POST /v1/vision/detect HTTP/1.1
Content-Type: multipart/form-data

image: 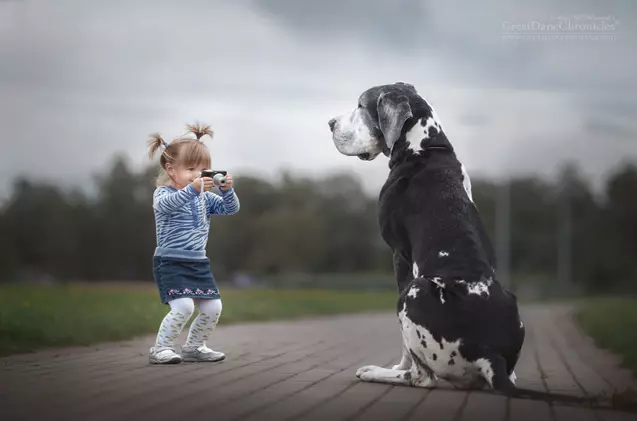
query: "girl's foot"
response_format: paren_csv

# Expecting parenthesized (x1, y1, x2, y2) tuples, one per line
(181, 345, 226, 362)
(149, 346, 183, 364)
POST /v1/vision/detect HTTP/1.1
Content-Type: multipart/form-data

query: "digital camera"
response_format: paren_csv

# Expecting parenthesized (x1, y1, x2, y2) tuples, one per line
(200, 170, 227, 187)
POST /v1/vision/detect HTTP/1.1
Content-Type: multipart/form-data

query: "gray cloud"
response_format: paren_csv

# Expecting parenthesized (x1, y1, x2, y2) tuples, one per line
(1, 0, 636, 200)
(253, 0, 635, 89)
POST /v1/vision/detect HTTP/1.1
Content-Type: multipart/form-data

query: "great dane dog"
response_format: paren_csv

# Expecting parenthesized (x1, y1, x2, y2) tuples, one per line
(327, 83, 587, 403)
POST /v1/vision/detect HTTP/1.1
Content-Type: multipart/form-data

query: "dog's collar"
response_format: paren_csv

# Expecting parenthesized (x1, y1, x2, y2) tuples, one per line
(422, 145, 450, 152)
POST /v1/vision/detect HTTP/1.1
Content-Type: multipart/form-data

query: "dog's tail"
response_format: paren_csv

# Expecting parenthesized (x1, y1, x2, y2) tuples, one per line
(482, 354, 605, 408)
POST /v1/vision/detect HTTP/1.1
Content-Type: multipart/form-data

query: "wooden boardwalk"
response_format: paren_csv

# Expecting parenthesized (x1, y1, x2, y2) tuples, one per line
(1, 303, 636, 421)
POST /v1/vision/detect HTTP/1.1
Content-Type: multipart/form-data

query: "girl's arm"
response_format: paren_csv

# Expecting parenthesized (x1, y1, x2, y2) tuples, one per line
(153, 185, 199, 213)
(206, 188, 240, 215)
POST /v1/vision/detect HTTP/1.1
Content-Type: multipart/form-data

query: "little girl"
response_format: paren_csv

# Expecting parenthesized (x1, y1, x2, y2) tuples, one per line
(146, 123, 240, 364)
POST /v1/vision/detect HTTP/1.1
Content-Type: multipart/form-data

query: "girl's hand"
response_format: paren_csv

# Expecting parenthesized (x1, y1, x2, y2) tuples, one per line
(220, 173, 233, 190)
(191, 176, 214, 193)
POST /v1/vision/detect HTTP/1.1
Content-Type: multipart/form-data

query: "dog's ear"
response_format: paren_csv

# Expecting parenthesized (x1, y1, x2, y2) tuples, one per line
(395, 82, 417, 92)
(377, 91, 413, 152)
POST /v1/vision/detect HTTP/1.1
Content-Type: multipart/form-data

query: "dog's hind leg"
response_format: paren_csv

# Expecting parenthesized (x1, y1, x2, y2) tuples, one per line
(475, 354, 516, 394)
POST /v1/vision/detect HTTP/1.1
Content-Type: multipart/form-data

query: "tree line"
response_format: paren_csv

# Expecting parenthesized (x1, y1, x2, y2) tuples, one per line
(0, 154, 635, 293)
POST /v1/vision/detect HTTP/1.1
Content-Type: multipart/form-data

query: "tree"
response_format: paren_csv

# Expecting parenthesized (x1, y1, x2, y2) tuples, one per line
(591, 163, 637, 291)
(0, 154, 635, 295)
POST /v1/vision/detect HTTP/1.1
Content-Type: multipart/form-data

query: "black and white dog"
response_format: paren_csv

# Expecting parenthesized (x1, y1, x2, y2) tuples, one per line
(327, 82, 525, 394)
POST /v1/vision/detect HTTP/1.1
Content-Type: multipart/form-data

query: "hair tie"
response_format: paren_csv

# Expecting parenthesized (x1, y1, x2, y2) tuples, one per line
(163, 140, 169, 149)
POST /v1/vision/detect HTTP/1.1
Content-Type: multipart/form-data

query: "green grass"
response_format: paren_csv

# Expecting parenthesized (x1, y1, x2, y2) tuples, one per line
(0, 282, 397, 357)
(575, 296, 637, 374)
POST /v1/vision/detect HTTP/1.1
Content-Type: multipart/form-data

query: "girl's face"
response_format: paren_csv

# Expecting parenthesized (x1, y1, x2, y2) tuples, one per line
(167, 162, 209, 190)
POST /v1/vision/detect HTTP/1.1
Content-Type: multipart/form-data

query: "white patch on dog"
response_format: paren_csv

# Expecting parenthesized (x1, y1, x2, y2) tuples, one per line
(407, 286, 419, 299)
(405, 123, 425, 153)
(509, 370, 517, 385)
(460, 163, 474, 203)
(456, 278, 493, 298)
(520, 321, 524, 329)
(422, 117, 441, 138)
(438, 250, 449, 257)
(430, 276, 446, 304)
(475, 358, 495, 387)
(405, 117, 441, 153)
(413, 262, 419, 278)
(430, 277, 444, 288)
(331, 109, 383, 157)
(398, 302, 485, 389)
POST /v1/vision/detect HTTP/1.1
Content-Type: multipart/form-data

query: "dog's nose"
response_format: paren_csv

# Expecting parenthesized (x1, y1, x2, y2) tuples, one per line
(328, 118, 337, 132)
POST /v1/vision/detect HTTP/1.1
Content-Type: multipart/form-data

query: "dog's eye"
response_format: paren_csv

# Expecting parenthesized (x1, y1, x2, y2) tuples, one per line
(357, 103, 363, 109)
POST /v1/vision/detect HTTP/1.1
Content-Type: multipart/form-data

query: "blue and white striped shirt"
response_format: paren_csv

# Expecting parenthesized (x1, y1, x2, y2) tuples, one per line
(152, 184, 240, 259)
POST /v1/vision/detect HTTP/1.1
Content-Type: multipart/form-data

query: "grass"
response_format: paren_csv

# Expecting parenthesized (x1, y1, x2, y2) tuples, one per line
(0, 282, 397, 357)
(575, 296, 637, 374)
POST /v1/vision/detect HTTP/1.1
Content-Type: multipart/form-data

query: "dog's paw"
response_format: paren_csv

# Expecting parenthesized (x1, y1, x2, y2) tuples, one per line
(356, 365, 380, 379)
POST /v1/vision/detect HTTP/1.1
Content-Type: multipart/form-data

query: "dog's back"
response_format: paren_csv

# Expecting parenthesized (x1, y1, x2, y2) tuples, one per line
(388, 147, 523, 380)
(380, 147, 495, 283)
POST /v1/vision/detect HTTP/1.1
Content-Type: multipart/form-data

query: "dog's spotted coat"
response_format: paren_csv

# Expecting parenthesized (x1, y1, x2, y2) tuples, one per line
(329, 82, 525, 394)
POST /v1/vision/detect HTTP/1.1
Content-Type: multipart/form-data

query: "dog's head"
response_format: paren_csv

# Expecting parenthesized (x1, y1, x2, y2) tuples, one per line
(328, 82, 447, 161)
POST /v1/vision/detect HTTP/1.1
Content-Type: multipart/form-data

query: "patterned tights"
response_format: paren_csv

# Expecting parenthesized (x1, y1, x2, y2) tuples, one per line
(155, 297, 222, 348)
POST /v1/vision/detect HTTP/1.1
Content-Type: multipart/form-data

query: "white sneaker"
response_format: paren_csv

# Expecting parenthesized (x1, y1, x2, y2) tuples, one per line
(149, 345, 182, 364)
(181, 345, 226, 362)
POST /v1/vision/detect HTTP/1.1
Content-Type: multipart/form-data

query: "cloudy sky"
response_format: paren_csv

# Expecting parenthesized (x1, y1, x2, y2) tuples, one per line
(1, 0, 635, 198)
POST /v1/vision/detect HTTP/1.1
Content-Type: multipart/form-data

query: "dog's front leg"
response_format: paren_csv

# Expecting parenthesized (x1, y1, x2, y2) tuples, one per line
(392, 345, 413, 370)
(393, 251, 412, 294)
(356, 362, 438, 388)
(392, 251, 413, 370)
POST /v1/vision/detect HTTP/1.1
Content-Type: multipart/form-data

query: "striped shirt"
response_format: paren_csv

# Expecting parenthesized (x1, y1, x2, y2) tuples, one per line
(152, 184, 240, 258)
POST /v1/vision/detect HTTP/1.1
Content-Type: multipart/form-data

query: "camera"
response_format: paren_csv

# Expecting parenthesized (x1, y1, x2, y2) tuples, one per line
(201, 170, 227, 187)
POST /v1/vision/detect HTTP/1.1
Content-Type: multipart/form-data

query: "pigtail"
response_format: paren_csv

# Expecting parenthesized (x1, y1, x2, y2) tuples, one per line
(147, 133, 168, 160)
(185, 122, 214, 141)
(148, 124, 211, 188)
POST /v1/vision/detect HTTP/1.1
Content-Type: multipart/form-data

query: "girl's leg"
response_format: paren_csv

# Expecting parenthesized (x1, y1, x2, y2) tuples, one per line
(150, 298, 195, 364)
(155, 297, 196, 346)
(184, 298, 222, 347)
(182, 299, 225, 362)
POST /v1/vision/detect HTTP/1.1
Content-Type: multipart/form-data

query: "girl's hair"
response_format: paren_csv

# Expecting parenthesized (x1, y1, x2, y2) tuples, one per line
(147, 123, 214, 187)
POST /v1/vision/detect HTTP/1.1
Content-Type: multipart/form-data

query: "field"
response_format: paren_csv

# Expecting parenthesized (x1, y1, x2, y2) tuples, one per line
(3, 282, 636, 376)
(575, 296, 637, 373)
(0, 282, 397, 357)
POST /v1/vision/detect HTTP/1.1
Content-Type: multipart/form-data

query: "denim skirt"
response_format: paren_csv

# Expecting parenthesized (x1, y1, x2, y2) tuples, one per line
(153, 255, 221, 305)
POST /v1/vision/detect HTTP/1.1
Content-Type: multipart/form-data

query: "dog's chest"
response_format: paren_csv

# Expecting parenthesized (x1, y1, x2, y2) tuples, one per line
(377, 178, 411, 247)
(398, 304, 481, 383)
